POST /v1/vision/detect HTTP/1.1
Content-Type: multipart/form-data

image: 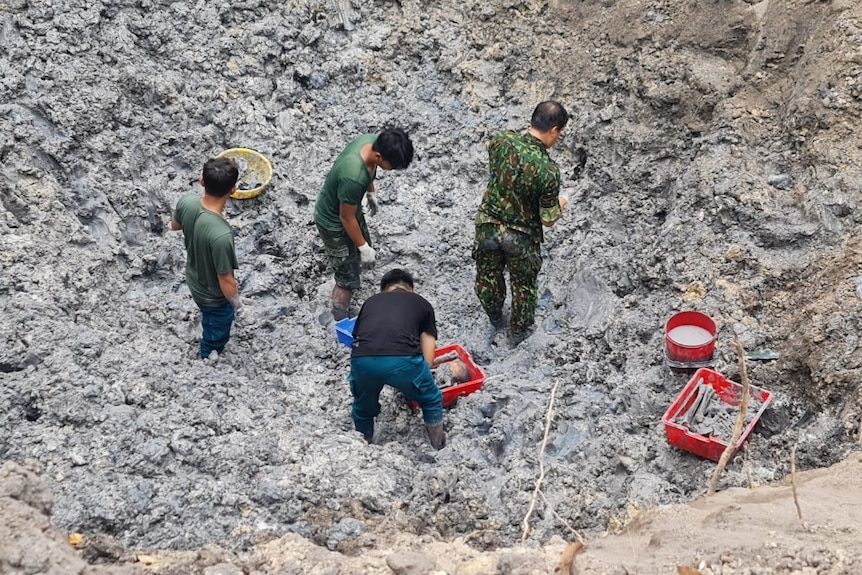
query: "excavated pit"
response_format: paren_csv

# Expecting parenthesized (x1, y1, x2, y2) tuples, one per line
(2, 0, 862, 559)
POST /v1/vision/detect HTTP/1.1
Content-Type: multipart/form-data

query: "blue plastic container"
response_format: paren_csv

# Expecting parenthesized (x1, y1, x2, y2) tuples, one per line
(334, 317, 356, 347)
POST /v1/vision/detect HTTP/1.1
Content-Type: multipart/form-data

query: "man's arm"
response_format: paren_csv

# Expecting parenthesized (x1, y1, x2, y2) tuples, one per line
(420, 332, 436, 367)
(339, 202, 368, 247)
(170, 218, 182, 231)
(539, 194, 563, 227)
(538, 164, 564, 227)
(217, 271, 239, 301)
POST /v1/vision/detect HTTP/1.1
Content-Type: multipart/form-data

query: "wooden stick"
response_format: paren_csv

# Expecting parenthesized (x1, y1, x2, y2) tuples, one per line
(555, 541, 585, 575)
(520, 377, 561, 543)
(707, 330, 751, 495)
(539, 490, 584, 543)
(743, 444, 753, 489)
(790, 444, 803, 520)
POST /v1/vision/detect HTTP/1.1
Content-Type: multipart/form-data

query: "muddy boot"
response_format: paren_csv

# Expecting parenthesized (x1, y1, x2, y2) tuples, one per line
(488, 310, 505, 330)
(360, 422, 374, 444)
(331, 285, 352, 321)
(424, 422, 446, 450)
(508, 324, 536, 347)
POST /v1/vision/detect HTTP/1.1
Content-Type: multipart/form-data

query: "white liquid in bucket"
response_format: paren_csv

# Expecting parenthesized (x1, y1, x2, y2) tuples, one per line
(668, 325, 713, 347)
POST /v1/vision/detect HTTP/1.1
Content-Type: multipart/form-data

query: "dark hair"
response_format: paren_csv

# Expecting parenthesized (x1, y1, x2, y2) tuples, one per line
(530, 101, 569, 132)
(372, 128, 414, 170)
(380, 268, 415, 291)
(202, 157, 239, 197)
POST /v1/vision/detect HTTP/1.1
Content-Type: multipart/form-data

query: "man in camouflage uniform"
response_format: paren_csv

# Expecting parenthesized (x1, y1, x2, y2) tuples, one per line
(472, 101, 572, 345)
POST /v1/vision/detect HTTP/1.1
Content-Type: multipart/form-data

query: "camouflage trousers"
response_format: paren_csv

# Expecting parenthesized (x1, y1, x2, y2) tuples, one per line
(316, 222, 370, 291)
(472, 223, 541, 335)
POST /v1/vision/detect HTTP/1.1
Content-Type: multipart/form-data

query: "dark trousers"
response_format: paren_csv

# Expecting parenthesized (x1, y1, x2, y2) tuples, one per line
(198, 302, 235, 358)
(348, 355, 443, 438)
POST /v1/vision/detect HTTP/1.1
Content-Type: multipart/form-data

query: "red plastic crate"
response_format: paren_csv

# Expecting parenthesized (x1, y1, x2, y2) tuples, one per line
(410, 344, 486, 408)
(662, 368, 773, 461)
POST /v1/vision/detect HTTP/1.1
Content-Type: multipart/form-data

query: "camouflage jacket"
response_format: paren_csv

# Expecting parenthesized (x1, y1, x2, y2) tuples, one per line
(475, 130, 562, 242)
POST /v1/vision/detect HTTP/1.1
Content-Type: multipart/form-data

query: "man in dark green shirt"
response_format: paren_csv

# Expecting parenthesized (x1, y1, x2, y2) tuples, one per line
(171, 157, 241, 359)
(313, 129, 414, 320)
(473, 101, 570, 346)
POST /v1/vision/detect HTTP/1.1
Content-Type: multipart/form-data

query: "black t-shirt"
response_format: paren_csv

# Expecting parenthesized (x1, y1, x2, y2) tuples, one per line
(350, 289, 437, 357)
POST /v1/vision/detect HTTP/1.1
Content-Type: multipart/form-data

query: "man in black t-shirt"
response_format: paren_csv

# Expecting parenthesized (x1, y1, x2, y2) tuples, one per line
(348, 269, 445, 449)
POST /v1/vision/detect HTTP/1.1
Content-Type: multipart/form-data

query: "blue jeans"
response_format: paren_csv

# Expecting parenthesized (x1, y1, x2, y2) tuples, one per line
(198, 302, 235, 359)
(348, 355, 443, 438)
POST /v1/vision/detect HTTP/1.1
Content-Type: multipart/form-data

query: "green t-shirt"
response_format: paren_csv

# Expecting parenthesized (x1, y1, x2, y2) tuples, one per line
(475, 131, 562, 242)
(173, 192, 238, 306)
(313, 133, 376, 233)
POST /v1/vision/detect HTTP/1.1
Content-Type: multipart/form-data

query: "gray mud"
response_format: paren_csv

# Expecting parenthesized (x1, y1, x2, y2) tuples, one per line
(2, 0, 862, 556)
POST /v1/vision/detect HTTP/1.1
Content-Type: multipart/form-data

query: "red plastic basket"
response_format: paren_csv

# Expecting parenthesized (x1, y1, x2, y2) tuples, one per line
(411, 344, 485, 408)
(662, 368, 773, 461)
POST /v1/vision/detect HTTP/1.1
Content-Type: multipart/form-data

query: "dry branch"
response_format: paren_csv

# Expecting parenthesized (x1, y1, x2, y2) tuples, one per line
(539, 491, 584, 542)
(790, 444, 803, 520)
(521, 377, 562, 543)
(555, 541, 585, 575)
(707, 331, 751, 495)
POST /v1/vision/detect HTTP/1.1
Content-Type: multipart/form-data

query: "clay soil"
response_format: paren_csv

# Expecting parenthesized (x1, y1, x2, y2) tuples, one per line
(2, 0, 862, 573)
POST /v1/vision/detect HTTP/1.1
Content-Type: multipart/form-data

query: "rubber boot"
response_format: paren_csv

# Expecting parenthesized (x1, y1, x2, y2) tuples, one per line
(424, 422, 446, 450)
(332, 285, 352, 321)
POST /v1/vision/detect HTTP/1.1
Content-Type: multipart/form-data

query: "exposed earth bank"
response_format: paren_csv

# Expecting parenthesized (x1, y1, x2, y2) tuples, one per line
(2, 0, 862, 573)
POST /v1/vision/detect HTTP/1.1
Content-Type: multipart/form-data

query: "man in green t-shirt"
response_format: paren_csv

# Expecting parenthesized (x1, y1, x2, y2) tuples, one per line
(313, 128, 414, 320)
(170, 157, 242, 359)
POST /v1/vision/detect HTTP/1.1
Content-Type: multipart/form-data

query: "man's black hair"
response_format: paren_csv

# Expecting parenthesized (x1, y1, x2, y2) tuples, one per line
(380, 268, 415, 291)
(530, 101, 569, 132)
(372, 128, 414, 170)
(202, 157, 239, 197)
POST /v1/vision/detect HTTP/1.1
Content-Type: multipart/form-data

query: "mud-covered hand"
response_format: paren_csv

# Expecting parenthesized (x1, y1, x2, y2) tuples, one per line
(365, 192, 379, 216)
(228, 296, 255, 325)
(572, 147, 587, 178)
(358, 243, 376, 269)
(558, 191, 570, 210)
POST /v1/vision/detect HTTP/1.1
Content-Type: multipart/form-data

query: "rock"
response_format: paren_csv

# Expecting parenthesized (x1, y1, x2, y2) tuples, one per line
(203, 564, 244, 575)
(0, 461, 52, 515)
(385, 550, 437, 574)
(455, 555, 498, 575)
(326, 517, 366, 550)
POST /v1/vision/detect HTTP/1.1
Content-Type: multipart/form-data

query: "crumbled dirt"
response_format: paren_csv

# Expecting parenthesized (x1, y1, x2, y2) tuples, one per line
(2, 0, 862, 573)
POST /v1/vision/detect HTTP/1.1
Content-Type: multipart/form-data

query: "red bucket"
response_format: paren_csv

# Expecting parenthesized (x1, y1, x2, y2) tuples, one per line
(664, 311, 716, 364)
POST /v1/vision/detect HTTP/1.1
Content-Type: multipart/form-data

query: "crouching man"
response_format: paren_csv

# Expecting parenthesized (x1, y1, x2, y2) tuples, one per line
(347, 268, 445, 449)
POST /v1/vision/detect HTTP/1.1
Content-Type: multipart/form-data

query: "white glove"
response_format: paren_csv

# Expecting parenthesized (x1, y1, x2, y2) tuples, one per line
(558, 191, 570, 210)
(365, 192, 379, 216)
(229, 296, 255, 325)
(358, 243, 376, 268)
(228, 295, 244, 311)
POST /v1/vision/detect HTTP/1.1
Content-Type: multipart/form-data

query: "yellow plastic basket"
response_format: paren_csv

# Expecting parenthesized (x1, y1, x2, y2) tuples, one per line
(216, 148, 273, 199)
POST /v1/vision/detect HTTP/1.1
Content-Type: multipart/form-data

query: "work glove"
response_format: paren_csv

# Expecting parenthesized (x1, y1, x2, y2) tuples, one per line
(558, 191, 570, 210)
(358, 243, 376, 269)
(365, 192, 379, 216)
(228, 296, 255, 325)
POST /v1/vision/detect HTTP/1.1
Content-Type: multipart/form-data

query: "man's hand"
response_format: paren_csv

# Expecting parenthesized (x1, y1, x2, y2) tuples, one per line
(558, 192, 569, 210)
(358, 243, 376, 269)
(228, 296, 255, 325)
(365, 192, 379, 216)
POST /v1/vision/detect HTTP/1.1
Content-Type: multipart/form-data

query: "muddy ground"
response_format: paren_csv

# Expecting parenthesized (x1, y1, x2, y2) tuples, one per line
(2, 0, 862, 572)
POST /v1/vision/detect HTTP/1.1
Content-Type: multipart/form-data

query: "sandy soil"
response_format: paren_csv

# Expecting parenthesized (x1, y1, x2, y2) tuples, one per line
(2, 0, 862, 573)
(3, 454, 861, 573)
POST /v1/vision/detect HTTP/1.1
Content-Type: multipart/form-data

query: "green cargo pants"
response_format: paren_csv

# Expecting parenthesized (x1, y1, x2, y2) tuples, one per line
(472, 222, 541, 335)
